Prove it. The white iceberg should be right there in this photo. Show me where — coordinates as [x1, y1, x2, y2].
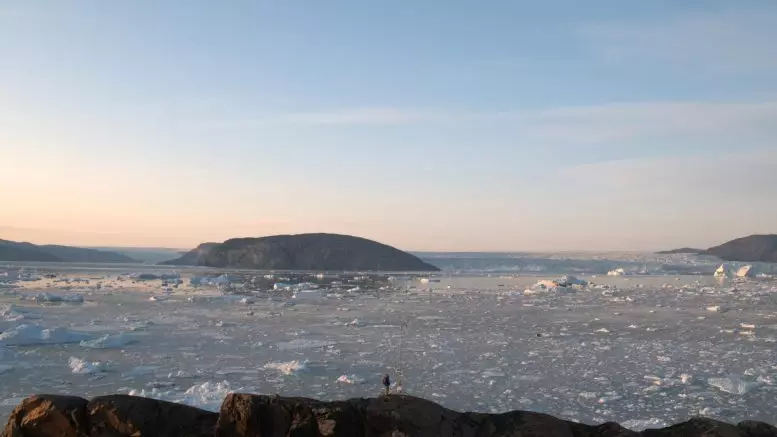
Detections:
[607, 268, 626, 276]
[69, 357, 112, 375]
[714, 264, 731, 278]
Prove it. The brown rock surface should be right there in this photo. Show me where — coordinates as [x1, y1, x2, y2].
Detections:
[87, 395, 217, 437]
[1, 394, 88, 437]
[3, 393, 777, 437]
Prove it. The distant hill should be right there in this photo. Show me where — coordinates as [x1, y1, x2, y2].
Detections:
[162, 233, 439, 271]
[656, 247, 705, 254]
[87, 246, 185, 264]
[0, 239, 137, 263]
[704, 234, 777, 263]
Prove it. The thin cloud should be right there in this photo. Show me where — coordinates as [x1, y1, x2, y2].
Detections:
[581, 7, 777, 73]
[209, 101, 777, 137]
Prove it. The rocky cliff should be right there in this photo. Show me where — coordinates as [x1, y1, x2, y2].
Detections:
[4, 393, 776, 437]
[161, 233, 439, 271]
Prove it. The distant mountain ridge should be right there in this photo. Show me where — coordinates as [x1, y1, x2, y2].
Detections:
[660, 234, 777, 263]
[162, 233, 439, 271]
[656, 247, 704, 255]
[0, 239, 137, 263]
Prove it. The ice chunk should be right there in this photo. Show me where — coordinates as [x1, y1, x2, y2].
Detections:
[336, 374, 366, 384]
[736, 265, 755, 278]
[706, 306, 721, 312]
[714, 264, 731, 278]
[80, 333, 134, 349]
[181, 381, 234, 411]
[707, 377, 759, 394]
[262, 360, 308, 375]
[0, 324, 93, 346]
[622, 418, 668, 431]
[69, 357, 111, 374]
[607, 268, 626, 276]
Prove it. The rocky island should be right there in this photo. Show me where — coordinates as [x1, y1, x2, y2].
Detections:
[161, 233, 439, 271]
[4, 393, 776, 437]
[661, 234, 777, 263]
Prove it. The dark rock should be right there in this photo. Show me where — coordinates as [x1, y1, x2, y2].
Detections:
[87, 395, 217, 437]
[704, 234, 777, 263]
[656, 248, 705, 255]
[738, 421, 777, 437]
[1, 394, 88, 437]
[162, 233, 439, 271]
[3, 393, 776, 437]
[642, 417, 743, 437]
[216, 393, 641, 437]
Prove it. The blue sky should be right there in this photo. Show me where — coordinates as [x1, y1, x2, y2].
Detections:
[1, 1, 776, 251]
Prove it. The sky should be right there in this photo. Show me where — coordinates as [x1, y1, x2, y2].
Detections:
[1, 0, 776, 252]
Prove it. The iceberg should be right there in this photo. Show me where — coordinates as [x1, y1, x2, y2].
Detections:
[714, 264, 731, 278]
[69, 357, 112, 375]
[736, 265, 755, 278]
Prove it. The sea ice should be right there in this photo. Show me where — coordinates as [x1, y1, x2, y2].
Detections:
[0, 324, 93, 346]
[80, 333, 134, 349]
[29, 293, 85, 303]
[621, 418, 668, 431]
[69, 357, 112, 374]
[275, 339, 337, 351]
[336, 374, 366, 384]
[122, 366, 159, 378]
[263, 360, 308, 375]
[707, 377, 759, 395]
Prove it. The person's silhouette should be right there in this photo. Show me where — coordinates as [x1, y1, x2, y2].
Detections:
[382, 374, 391, 395]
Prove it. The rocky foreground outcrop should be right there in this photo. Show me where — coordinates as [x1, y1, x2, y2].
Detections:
[4, 393, 777, 437]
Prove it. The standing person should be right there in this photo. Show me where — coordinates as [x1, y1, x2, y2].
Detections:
[382, 374, 391, 395]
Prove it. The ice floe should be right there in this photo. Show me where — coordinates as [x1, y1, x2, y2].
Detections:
[262, 360, 308, 375]
[0, 324, 93, 346]
[69, 357, 112, 374]
[80, 333, 134, 349]
[336, 374, 366, 384]
[275, 339, 337, 351]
